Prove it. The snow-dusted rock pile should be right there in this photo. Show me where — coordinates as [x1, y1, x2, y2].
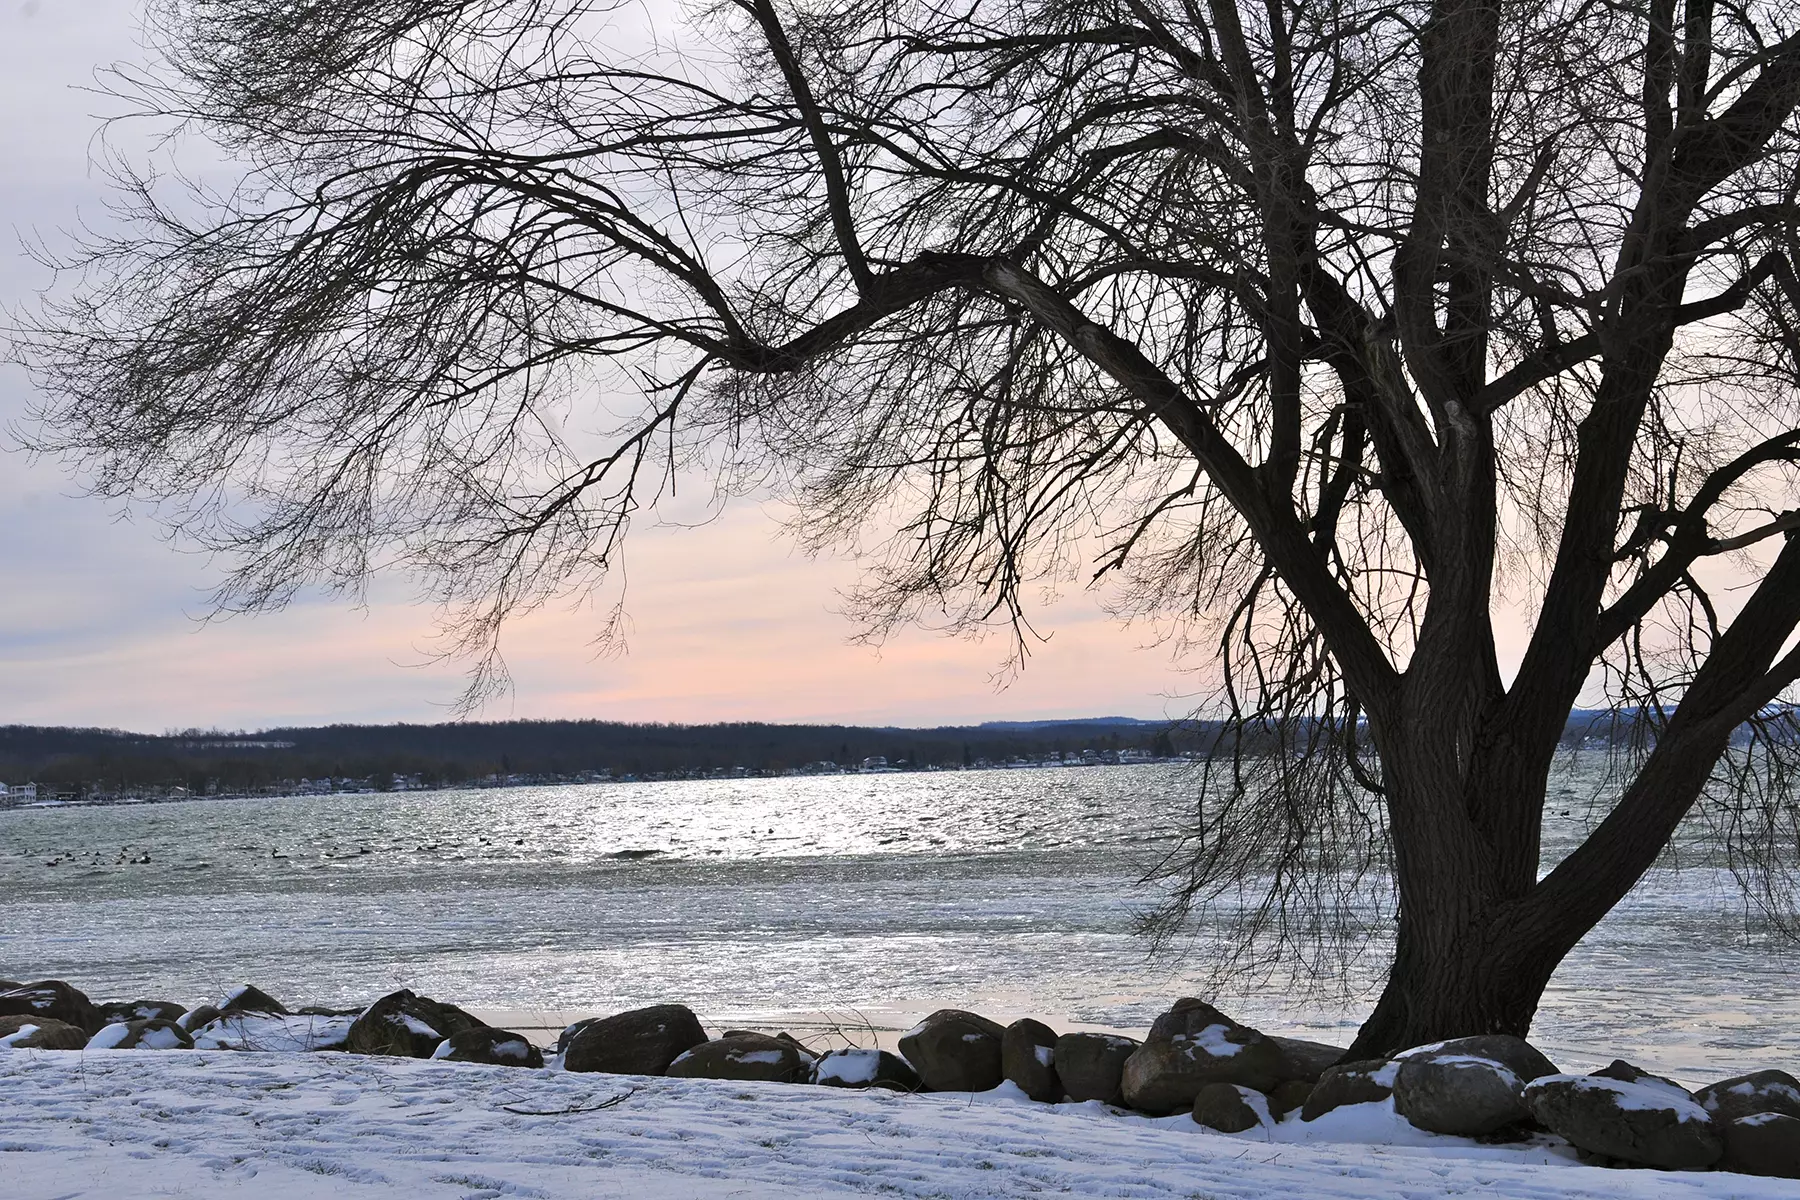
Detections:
[5, 978, 1799, 1178]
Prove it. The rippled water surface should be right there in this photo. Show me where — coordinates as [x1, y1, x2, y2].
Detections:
[2, 763, 1795, 1076]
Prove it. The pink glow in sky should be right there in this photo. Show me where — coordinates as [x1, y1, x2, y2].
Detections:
[0, 0, 1214, 730]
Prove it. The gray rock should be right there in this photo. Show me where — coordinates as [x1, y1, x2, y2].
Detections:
[1587, 1060, 1693, 1102]
[666, 1033, 810, 1084]
[99, 1000, 188, 1025]
[1696, 1069, 1800, 1123]
[1402, 1035, 1558, 1083]
[345, 989, 486, 1057]
[1269, 1036, 1347, 1085]
[1121, 1001, 1295, 1115]
[0, 1014, 89, 1049]
[1267, 1078, 1313, 1118]
[1390, 1035, 1559, 1137]
[812, 1048, 922, 1091]
[178, 1004, 222, 1033]
[432, 1027, 544, 1068]
[897, 1009, 1005, 1092]
[1525, 1074, 1722, 1169]
[558, 1016, 600, 1056]
[216, 985, 288, 1016]
[0, 980, 103, 1034]
[1721, 1112, 1800, 1178]
[1054, 1032, 1139, 1105]
[1303, 1059, 1397, 1121]
[1394, 1055, 1528, 1136]
[1002, 1018, 1060, 1102]
[1192, 1082, 1270, 1133]
[563, 1003, 708, 1076]
[89, 1018, 194, 1050]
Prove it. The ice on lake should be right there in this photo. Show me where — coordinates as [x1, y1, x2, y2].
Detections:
[1, 762, 1794, 1077]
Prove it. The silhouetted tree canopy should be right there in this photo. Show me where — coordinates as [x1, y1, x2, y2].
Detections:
[17, 0, 1800, 1053]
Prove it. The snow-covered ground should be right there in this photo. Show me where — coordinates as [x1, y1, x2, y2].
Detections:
[3, 1050, 1794, 1199]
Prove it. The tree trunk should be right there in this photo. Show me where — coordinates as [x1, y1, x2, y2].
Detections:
[1343, 902, 1564, 1060]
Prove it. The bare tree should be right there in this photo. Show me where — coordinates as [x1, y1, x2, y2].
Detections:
[15, 0, 1800, 1055]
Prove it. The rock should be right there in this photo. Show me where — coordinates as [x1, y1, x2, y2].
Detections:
[721, 1029, 817, 1065]
[812, 1048, 922, 1091]
[897, 1009, 1005, 1092]
[178, 1004, 222, 1033]
[87, 1018, 194, 1050]
[1121, 1001, 1296, 1115]
[1192, 1082, 1271, 1133]
[0, 981, 17, 992]
[666, 1033, 810, 1084]
[0, 980, 103, 1034]
[1525, 1074, 1722, 1169]
[430, 1027, 544, 1068]
[216, 985, 288, 1016]
[1267, 1078, 1314, 1117]
[563, 1003, 708, 1076]
[1696, 1069, 1800, 1123]
[1054, 1032, 1139, 1105]
[558, 1017, 600, 1056]
[1268, 1036, 1347, 1085]
[99, 1000, 188, 1025]
[0, 1015, 88, 1049]
[1588, 1060, 1693, 1103]
[1402, 1035, 1558, 1083]
[1002, 1018, 1060, 1102]
[344, 989, 486, 1057]
[1391, 1035, 1558, 1137]
[1303, 1059, 1399, 1121]
[1721, 1112, 1800, 1178]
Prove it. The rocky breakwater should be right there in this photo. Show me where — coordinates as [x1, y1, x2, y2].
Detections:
[8, 978, 1800, 1179]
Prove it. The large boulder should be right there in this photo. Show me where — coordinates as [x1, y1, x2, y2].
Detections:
[558, 1017, 600, 1056]
[177, 1004, 222, 1033]
[1192, 1082, 1272, 1133]
[345, 989, 486, 1057]
[430, 1027, 544, 1068]
[1697, 1069, 1800, 1123]
[1267, 1078, 1313, 1118]
[1525, 1074, 1722, 1169]
[1391, 1035, 1557, 1137]
[812, 1048, 922, 1091]
[1721, 1113, 1800, 1178]
[87, 1018, 194, 1050]
[563, 1003, 708, 1075]
[897, 1009, 1005, 1092]
[1303, 1059, 1399, 1121]
[1054, 1032, 1139, 1105]
[216, 985, 289, 1016]
[0, 981, 103, 1034]
[0, 1015, 88, 1049]
[99, 1000, 188, 1025]
[666, 1033, 810, 1084]
[1002, 1018, 1060, 1103]
[1121, 1000, 1297, 1115]
[1269, 1036, 1348, 1085]
[1586, 1059, 1693, 1102]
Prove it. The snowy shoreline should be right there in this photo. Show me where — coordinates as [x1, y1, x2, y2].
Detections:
[6, 1049, 1795, 1200]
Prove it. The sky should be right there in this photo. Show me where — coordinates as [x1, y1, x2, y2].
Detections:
[0, 0, 1206, 732]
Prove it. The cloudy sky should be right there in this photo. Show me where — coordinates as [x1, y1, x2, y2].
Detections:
[0, 0, 1205, 732]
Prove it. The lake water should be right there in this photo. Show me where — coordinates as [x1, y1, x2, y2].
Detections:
[2, 763, 1794, 1078]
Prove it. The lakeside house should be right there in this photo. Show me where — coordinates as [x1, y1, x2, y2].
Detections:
[0, 782, 40, 808]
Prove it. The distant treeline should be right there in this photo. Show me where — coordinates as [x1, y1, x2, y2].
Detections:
[0, 709, 1652, 797]
[0, 717, 1191, 794]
